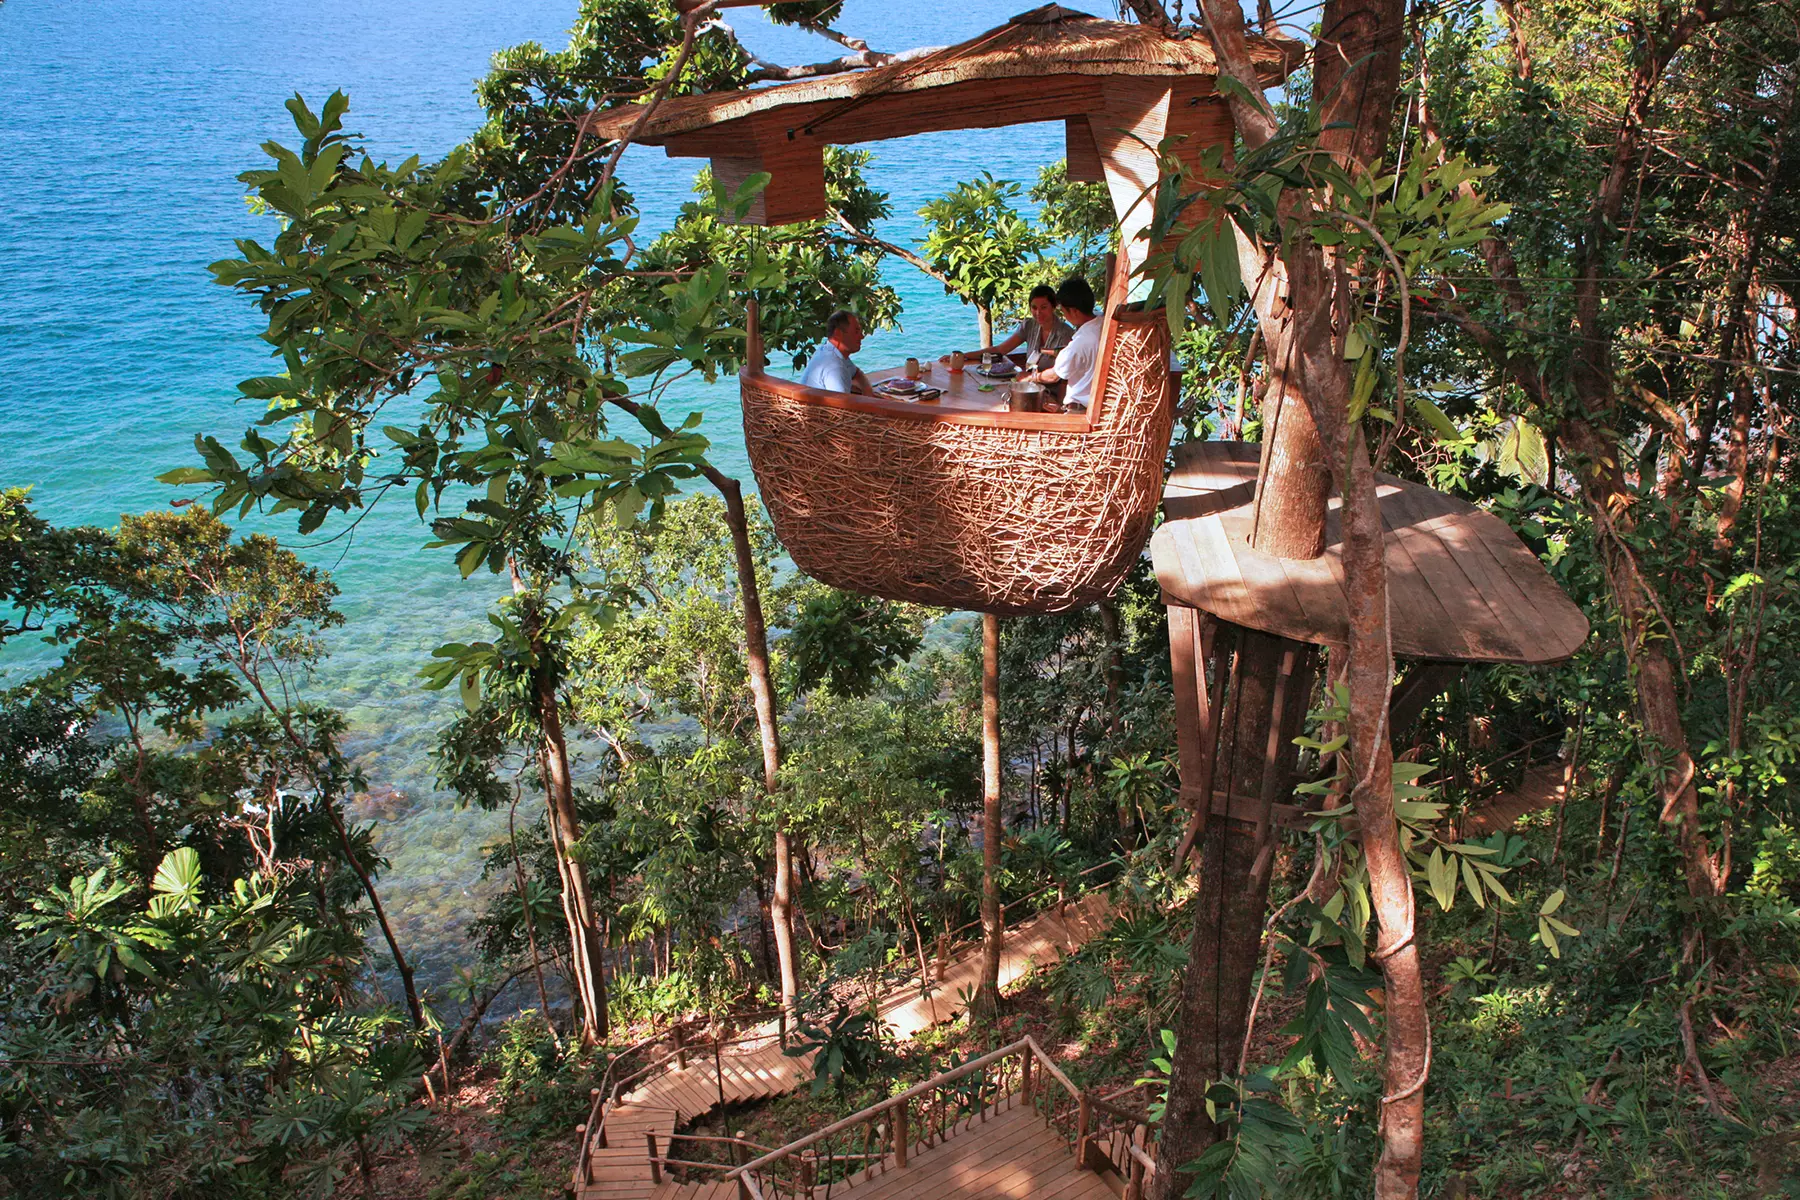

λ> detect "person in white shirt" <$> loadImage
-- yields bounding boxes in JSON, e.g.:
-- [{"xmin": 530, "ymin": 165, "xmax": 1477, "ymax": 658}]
[
  {"xmin": 1019, "ymin": 277, "xmax": 1101, "ymax": 410},
  {"xmin": 942, "ymin": 284, "xmax": 1072, "ymax": 369},
  {"xmin": 799, "ymin": 309, "xmax": 872, "ymax": 395}
]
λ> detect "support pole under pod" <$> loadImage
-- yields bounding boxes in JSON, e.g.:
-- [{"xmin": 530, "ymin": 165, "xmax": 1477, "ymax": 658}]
[
  {"xmin": 974, "ymin": 612, "xmax": 1004, "ymax": 1023},
  {"xmin": 745, "ymin": 296, "xmax": 765, "ymax": 373}
]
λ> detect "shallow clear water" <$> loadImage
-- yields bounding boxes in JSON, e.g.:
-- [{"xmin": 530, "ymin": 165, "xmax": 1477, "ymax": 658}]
[{"xmin": 0, "ymin": 0, "xmax": 1088, "ymax": 992}]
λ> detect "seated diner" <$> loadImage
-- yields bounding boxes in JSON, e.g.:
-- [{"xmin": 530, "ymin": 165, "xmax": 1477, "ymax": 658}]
[
  {"xmin": 800, "ymin": 309, "xmax": 873, "ymax": 395},
  {"xmin": 1017, "ymin": 277, "xmax": 1101, "ymax": 412},
  {"xmin": 941, "ymin": 284, "xmax": 1072, "ymax": 371}
]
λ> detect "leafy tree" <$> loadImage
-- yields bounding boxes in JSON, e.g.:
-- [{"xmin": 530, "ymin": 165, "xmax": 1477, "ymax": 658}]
[
  {"xmin": 3, "ymin": 849, "xmax": 425, "ymax": 1199},
  {"xmin": 919, "ymin": 173, "xmax": 1052, "ymax": 345}
]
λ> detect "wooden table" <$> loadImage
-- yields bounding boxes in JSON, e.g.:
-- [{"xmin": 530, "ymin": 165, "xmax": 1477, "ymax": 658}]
[{"xmin": 865, "ymin": 362, "xmax": 1049, "ymax": 415}]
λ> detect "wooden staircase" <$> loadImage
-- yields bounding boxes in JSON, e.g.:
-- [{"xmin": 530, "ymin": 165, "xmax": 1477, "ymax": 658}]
[
  {"xmin": 711, "ymin": 1037, "xmax": 1154, "ymax": 1200},
  {"xmin": 575, "ymin": 890, "xmax": 1116, "ymax": 1199}
]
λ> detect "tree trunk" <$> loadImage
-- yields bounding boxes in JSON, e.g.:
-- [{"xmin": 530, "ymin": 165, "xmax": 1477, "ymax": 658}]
[
  {"xmin": 509, "ymin": 798, "xmax": 558, "ymax": 1041},
  {"xmin": 712, "ymin": 472, "xmax": 803, "ymax": 1020},
  {"xmin": 977, "ymin": 305, "xmax": 994, "ymax": 350},
  {"xmin": 538, "ymin": 674, "xmax": 610, "ymax": 1044},
  {"xmin": 237, "ymin": 667, "xmax": 423, "ymax": 1031},
  {"xmin": 1164, "ymin": 2, "xmax": 1414, "ymax": 1193},
  {"xmin": 1561, "ymin": 421, "xmax": 1723, "ymax": 897},
  {"xmin": 1154, "ymin": 628, "xmax": 1317, "ymax": 1186},
  {"xmin": 1247, "ymin": 305, "xmax": 1331, "ymax": 560},
  {"xmin": 974, "ymin": 612, "xmax": 1004, "ymax": 1022},
  {"xmin": 324, "ymin": 801, "xmax": 424, "ymax": 1030}
]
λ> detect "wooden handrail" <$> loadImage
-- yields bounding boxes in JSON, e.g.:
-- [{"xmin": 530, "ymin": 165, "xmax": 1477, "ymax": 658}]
[
  {"xmin": 650, "ymin": 1155, "xmax": 741, "ymax": 1174},
  {"xmin": 1088, "ymin": 1092, "xmax": 1151, "ymax": 1123},
  {"xmin": 1025, "ymin": 1037, "xmax": 1081, "ymax": 1098},
  {"xmin": 727, "ymin": 1037, "xmax": 1035, "ymax": 1178},
  {"xmin": 578, "ymin": 1010, "xmax": 789, "ymax": 1183},
  {"xmin": 726, "ymin": 1034, "xmax": 1085, "ymax": 1187},
  {"xmin": 668, "ymin": 1132, "xmax": 777, "ymax": 1153},
  {"xmin": 938, "ymin": 860, "xmax": 1116, "ymax": 948}
]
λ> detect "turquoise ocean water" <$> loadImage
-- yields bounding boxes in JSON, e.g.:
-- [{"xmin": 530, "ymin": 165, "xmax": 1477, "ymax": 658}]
[{"xmin": 0, "ymin": 0, "xmax": 1086, "ymax": 993}]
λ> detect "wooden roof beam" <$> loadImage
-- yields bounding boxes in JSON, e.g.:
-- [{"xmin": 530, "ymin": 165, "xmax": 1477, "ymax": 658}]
[{"xmin": 657, "ymin": 75, "xmax": 1106, "ymax": 157}]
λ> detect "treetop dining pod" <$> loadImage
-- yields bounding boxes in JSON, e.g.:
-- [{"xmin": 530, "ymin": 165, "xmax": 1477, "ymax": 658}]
[
  {"xmin": 588, "ymin": 1, "xmax": 1588, "ymax": 1159},
  {"xmin": 583, "ymin": 4, "xmax": 1296, "ymax": 614}
]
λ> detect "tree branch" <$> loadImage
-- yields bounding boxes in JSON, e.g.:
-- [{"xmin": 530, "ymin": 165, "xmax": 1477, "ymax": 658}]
[{"xmin": 829, "ymin": 207, "xmax": 950, "ymax": 286}]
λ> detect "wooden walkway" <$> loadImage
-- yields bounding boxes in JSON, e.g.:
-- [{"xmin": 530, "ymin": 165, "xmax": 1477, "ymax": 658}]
[
  {"xmin": 833, "ymin": 1103, "xmax": 1116, "ymax": 1200},
  {"xmin": 577, "ymin": 893, "xmax": 1113, "ymax": 1199}
]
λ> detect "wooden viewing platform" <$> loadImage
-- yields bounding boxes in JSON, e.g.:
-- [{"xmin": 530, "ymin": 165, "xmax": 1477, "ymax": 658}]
[{"xmin": 1153, "ymin": 441, "xmax": 1589, "ymax": 664}]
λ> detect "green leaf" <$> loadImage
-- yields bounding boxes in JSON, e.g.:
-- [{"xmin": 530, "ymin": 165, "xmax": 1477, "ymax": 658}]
[
  {"xmin": 459, "ymin": 670, "xmax": 481, "ymax": 713},
  {"xmin": 1196, "ymin": 214, "xmax": 1242, "ymax": 328},
  {"xmin": 151, "ymin": 848, "xmax": 203, "ymax": 909},
  {"xmin": 1426, "ymin": 847, "xmax": 1456, "ymax": 910},
  {"xmin": 1411, "ymin": 393, "xmax": 1461, "ymax": 442},
  {"xmin": 157, "ymin": 467, "xmax": 217, "ymax": 485},
  {"xmin": 1494, "ymin": 419, "xmax": 1549, "ymax": 486},
  {"xmin": 1461, "ymin": 854, "xmax": 1486, "ymax": 909}
]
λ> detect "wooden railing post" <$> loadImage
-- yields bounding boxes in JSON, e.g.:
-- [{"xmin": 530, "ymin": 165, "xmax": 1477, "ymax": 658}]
[
  {"xmin": 935, "ymin": 932, "xmax": 948, "ymax": 980},
  {"xmin": 1075, "ymin": 1094, "xmax": 1092, "ymax": 1172},
  {"xmin": 798, "ymin": 1153, "xmax": 815, "ymax": 1200},
  {"xmin": 1020, "ymin": 1047, "xmax": 1033, "ymax": 1104},
  {"xmin": 715, "ymin": 1037, "xmax": 727, "ymax": 1109},
  {"xmin": 646, "ymin": 1132, "xmax": 662, "ymax": 1185},
  {"xmin": 1125, "ymin": 1125, "xmax": 1148, "ymax": 1200},
  {"xmin": 590, "ymin": 1088, "xmax": 605, "ymax": 1147},
  {"xmin": 734, "ymin": 1131, "xmax": 749, "ymax": 1167},
  {"xmin": 674, "ymin": 1025, "xmax": 688, "ymax": 1070},
  {"xmin": 893, "ymin": 1102, "xmax": 909, "ymax": 1168}
]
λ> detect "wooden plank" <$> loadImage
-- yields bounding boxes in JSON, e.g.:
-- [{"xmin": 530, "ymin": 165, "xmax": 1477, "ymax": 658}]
[
  {"xmin": 1410, "ymin": 505, "xmax": 1549, "ymax": 660},
  {"xmin": 1217, "ymin": 508, "xmax": 1314, "ymax": 635},
  {"xmin": 1166, "ymin": 439, "xmax": 1260, "ymax": 495},
  {"xmin": 1379, "ymin": 485, "xmax": 1493, "ymax": 660},
  {"xmin": 1155, "ymin": 442, "xmax": 1586, "ymax": 664},
  {"xmin": 1172, "ymin": 515, "xmax": 1258, "ymax": 627},
  {"xmin": 1166, "ymin": 605, "xmax": 1208, "ymax": 801},
  {"xmin": 848, "ymin": 1111, "xmax": 1059, "ymax": 1200},
  {"xmin": 744, "ymin": 363, "xmax": 1093, "ymax": 431},
  {"xmin": 1460, "ymin": 509, "xmax": 1589, "ymax": 662}
]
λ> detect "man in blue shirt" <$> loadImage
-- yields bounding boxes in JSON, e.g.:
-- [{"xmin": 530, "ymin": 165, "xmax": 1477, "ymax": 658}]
[{"xmin": 799, "ymin": 309, "xmax": 873, "ymax": 394}]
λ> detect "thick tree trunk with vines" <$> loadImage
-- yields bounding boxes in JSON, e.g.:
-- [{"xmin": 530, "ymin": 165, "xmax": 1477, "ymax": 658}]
[
  {"xmin": 1154, "ymin": 628, "xmax": 1317, "ymax": 1189},
  {"xmin": 1159, "ymin": 0, "xmax": 1416, "ymax": 1194},
  {"xmin": 974, "ymin": 613, "xmax": 1004, "ymax": 1022}
]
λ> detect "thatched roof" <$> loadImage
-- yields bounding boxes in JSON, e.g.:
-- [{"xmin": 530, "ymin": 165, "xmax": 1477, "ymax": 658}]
[{"xmin": 584, "ymin": 5, "xmax": 1297, "ymax": 145}]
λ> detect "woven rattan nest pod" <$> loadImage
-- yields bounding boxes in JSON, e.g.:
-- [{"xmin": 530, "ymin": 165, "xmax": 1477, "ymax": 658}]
[{"xmin": 741, "ymin": 287, "xmax": 1175, "ymax": 616}]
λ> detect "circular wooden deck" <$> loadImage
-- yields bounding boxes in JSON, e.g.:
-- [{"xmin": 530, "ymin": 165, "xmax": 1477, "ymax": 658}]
[{"xmin": 1151, "ymin": 442, "xmax": 1588, "ymax": 664}]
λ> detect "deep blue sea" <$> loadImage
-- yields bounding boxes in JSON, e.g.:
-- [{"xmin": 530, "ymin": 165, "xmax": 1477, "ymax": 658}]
[{"xmin": 0, "ymin": 0, "xmax": 1088, "ymax": 993}]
